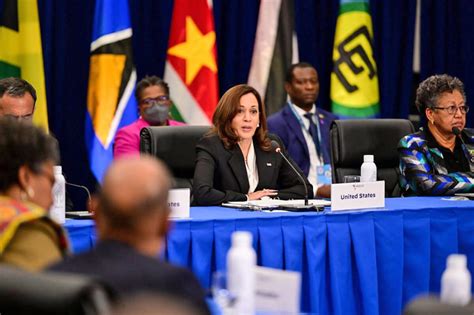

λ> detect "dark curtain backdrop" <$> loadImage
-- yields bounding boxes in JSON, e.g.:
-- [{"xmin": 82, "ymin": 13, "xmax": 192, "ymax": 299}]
[
  {"xmin": 420, "ymin": 0, "xmax": 474, "ymax": 127},
  {"xmin": 0, "ymin": 0, "xmax": 418, "ymax": 208}
]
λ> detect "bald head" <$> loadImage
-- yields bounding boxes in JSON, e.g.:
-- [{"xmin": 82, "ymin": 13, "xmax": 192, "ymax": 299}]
[{"xmin": 96, "ymin": 156, "xmax": 172, "ymax": 244}]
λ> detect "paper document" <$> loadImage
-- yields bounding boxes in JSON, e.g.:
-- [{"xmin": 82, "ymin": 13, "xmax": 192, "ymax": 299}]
[{"xmin": 222, "ymin": 199, "xmax": 330, "ymax": 210}]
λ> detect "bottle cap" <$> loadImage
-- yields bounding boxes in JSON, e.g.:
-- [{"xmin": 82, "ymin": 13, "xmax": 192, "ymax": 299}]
[
  {"xmin": 447, "ymin": 254, "xmax": 467, "ymax": 269},
  {"xmin": 232, "ymin": 231, "xmax": 252, "ymax": 247},
  {"xmin": 53, "ymin": 165, "xmax": 62, "ymax": 174},
  {"xmin": 363, "ymin": 155, "xmax": 374, "ymax": 163}
]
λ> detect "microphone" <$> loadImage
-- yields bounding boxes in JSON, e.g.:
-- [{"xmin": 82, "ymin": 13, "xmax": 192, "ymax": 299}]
[
  {"xmin": 66, "ymin": 182, "xmax": 92, "ymax": 211},
  {"xmin": 453, "ymin": 127, "xmax": 473, "ymax": 163},
  {"xmin": 271, "ymin": 140, "xmax": 317, "ymax": 209},
  {"xmin": 452, "ymin": 127, "xmax": 461, "ymax": 137}
]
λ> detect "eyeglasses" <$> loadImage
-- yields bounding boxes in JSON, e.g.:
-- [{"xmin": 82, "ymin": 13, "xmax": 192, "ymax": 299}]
[
  {"xmin": 140, "ymin": 95, "xmax": 171, "ymax": 107},
  {"xmin": 432, "ymin": 105, "xmax": 470, "ymax": 115}
]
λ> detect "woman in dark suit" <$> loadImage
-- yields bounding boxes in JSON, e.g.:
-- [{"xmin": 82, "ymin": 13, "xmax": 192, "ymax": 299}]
[{"xmin": 193, "ymin": 84, "xmax": 313, "ymax": 206}]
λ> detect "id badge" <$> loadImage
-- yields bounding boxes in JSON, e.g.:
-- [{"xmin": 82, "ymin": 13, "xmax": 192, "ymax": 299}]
[{"xmin": 317, "ymin": 164, "xmax": 332, "ymax": 185}]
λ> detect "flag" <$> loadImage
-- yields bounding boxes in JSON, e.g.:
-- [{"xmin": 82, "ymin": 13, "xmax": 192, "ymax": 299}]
[
  {"xmin": 85, "ymin": 0, "xmax": 138, "ymax": 182},
  {"xmin": 0, "ymin": 0, "xmax": 48, "ymax": 130},
  {"xmin": 247, "ymin": 0, "xmax": 298, "ymax": 115},
  {"xmin": 164, "ymin": 0, "xmax": 218, "ymax": 125},
  {"xmin": 330, "ymin": 0, "xmax": 379, "ymax": 118}
]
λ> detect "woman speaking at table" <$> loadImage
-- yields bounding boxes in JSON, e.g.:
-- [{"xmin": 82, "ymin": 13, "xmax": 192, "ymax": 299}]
[
  {"xmin": 193, "ymin": 84, "xmax": 312, "ymax": 206},
  {"xmin": 399, "ymin": 74, "xmax": 474, "ymax": 195}
]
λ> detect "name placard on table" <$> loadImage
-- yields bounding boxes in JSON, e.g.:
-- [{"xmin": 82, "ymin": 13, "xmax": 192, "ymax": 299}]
[
  {"xmin": 168, "ymin": 188, "xmax": 190, "ymax": 218},
  {"xmin": 331, "ymin": 181, "xmax": 385, "ymax": 211}
]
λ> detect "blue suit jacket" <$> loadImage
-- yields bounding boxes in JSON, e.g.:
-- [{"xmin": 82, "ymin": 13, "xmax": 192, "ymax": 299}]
[{"xmin": 267, "ymin": 103, "xmax": 338, "ymax": 176}]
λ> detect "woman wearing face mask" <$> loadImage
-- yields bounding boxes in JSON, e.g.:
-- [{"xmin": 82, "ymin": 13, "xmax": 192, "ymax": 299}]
[
  {"xmin": 114, "ymin": 76, "xmax": 185, "ymax": 158},
  {"xmin": 399, "ymin": 74, "xmax": 474, "ymax": 195},
  {"xmin": 193, "ymin": 84, "xmax": 312, "ymax": 206}
]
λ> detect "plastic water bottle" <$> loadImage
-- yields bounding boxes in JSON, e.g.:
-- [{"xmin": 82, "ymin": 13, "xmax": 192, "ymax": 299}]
[
  {"xmin": 50, "ymin": 165, "xmax": 66, "ymax": 224},
  {"xmin": 441, "ymin": 254, "xmax": 471, "ymax": 306},
  {"xmin": 227, "ymin": 231, "xmax": 256, "ymax": 315},
  {"xmin": 360, "ymin": 155, "xmax": 377, "ymax": 182}
]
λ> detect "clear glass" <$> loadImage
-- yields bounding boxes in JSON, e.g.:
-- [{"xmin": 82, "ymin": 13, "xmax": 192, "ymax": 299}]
[
  {"xmin": 344, "ymin": 175, "xmax": 361, "ymax": 183},
  {"xmin": 212, "ymin": 271, "xmax": 235, "ymax": 314}
]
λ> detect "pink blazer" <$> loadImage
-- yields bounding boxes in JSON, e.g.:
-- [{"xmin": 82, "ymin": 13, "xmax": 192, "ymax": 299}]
[{"xmin": 113, "ymin": 117, "xmax": 185, "ymax": 158}]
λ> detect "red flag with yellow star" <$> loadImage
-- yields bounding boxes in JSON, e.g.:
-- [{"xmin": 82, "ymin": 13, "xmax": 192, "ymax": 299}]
[{"xmin": 164, "ymin": 0, "xmax": 218, "ymax": 125}]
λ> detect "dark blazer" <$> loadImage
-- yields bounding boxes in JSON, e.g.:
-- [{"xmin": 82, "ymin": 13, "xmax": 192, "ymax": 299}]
[
  {"xmin": 192, "ymin": 133, "xmax": 313, "ymax": 206},
  {"xmin": 267, "ymin": 103, "xmax": 337, "ymax": 176},
  {"xmin": 48, "ymin": 240, "xmax": 210, "ymax": 315}
]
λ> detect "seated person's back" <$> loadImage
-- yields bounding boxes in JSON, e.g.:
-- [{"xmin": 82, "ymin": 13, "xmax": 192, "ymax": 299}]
[{"xmin": 49, "ymin": 156, "xmax": 209, "ymax": 315}]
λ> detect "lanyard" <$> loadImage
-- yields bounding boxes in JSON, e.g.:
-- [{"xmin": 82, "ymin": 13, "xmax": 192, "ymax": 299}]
[{"xmin": 288, "ymin": 102, "xmax": 324, "ymax": 162}]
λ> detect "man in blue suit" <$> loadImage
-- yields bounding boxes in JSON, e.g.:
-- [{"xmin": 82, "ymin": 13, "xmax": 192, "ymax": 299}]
[{"xmin": 267, "ymin": 63, "xmax": 337, "ymax": 198}]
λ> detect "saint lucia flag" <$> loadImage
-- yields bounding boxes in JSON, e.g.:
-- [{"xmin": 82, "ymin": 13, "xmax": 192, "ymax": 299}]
[
  {"xmin": 85, "ymin": 0, "xmax": 137, "ymax": 182},
  {"xmin": 164, "ymin": 0, "xmax": 218, "ymax": 125},
  {"xmin": 330, "ymin": 0, "xmax": 379, "ymax": 118},
  {"xmin": 0, "ymin": 0, "xmax": 48, "ymax": 130}
]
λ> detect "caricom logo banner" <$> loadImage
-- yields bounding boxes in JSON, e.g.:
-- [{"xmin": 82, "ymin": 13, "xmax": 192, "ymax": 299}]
[{"xmin": 331, "ymin": 1, "xmax": 379, "ymax": 118}]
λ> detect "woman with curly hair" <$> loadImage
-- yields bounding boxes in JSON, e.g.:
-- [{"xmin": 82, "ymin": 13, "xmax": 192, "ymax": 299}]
[
  {"xmin": 0, "ymin": 118, "xmax": 68, "ymax": 270},
  {"xmin": 398, "ymin": 74, "xmax": 474, "ymax": 196}
]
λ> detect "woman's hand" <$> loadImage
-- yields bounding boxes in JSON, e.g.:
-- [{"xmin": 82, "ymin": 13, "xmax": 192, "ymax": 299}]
[{"xmin": 247, "ymin": 189, "xmax": 278, "ymax": 200}]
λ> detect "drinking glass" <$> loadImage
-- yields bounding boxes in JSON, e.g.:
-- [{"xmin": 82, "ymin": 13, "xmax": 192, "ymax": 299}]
[{"xmin": 344, "ymin": 175, "xmax": 361, "ymax": 183}]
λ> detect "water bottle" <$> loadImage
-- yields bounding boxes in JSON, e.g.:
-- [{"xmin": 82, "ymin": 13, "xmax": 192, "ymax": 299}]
[
  {"xmin": 50, "ymin": 165, "xmax": 66, "ymax": 224},
  {"xmin": 360, "ymin": 154, "xmax": 377, "ymax": 182},
  {"xmin": 441, "ymin": 254, "xmax": 471, "ymax": 306},
  {"xmin": 227, "ymin": 231, "xmax": 256, "ymax": 315}
]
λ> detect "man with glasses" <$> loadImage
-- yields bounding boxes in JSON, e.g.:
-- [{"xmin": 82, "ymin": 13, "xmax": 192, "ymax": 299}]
[
  {"xmin": 0, "ymin": 77, "xmax": 36, "ymax": 122},
  {"xmin": 113, "ymin": 76, "xmax": 184, "ymax": 158},
  {"xmin": 398, "ymin": 74, "xmax": 474, "ymax": 196}
]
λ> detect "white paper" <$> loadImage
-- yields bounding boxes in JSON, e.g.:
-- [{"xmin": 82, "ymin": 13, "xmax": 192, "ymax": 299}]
[{"xmin": 255, "ymin": 266, "xmax": 301, "ymax": 314}]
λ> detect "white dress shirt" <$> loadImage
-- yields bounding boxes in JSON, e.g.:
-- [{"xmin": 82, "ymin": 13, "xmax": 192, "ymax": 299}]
[{"xmin": 289, "ymin": 103, "xmax": 323, "ymax": 191}]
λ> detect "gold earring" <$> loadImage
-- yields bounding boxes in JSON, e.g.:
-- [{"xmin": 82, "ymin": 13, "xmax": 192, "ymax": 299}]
[{"xmin": 430, "ymin": 119, "xmax": 435, "ymax": 125}]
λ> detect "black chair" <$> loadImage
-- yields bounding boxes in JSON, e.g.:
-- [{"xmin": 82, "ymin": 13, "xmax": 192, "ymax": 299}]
[
  {"xmin": 0, "ymin": 266, "xmax": 113, "ymax": 315},
  {"xmin": 140, "ymin": 125, "xmax": 211, "ymax": 189},
  {"xmin": 330, "ymin": 119, "xmax": 415, "ymax": 197}
]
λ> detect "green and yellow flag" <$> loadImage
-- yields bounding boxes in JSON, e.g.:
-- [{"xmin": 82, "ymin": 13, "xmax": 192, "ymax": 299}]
[
  {"xmin": 0, "ymin": 0, "xmax": 48, "ymax": 130},
  {"xmin": 331, "ymin": 0, "xmax": 379, "ymax": 118}
]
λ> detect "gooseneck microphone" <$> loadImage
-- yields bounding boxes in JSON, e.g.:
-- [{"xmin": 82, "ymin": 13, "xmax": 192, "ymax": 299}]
[
  {"xmin": 453, "ymin": 127, "xmax": 473, "ymax": 163},
  {"xmin": 271, "ymin": 140, "xmax": 312, "ymax": 207}
]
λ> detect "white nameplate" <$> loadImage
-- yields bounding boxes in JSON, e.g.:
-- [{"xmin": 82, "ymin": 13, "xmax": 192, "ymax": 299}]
[
  {"xmin": 255, "ymin": 266, "xmax": 301, "ymax": 314},
  {"xmin": 168, "ymin": 188, "xmax": 190, "ymax": 218},
  {"xmin": 331, "ymin": 181, "xmax": 385, "ymax": 211}
]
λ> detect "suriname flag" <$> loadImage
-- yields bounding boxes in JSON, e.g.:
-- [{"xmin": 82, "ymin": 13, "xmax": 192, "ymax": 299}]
[{"xmin": 331, "ymin": 0, "xmax": 379, "ymax": 118}]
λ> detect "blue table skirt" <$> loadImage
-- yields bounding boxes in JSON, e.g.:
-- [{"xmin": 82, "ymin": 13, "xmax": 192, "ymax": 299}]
[{"xmin": 65, "ymin": 197, "xmax": 474, "ymax": 315}]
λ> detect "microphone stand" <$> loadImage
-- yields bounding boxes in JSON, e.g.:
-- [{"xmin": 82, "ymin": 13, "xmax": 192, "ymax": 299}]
[{"xmin": 272, "ymin": 140, "xmax": 321, "ymax": 211}]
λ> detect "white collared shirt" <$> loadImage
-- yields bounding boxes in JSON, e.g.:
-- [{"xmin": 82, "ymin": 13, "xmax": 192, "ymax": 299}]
[
  {"xmin": 289, "ymin": 103, "xmax": 322, "ymax": 191},
  {"xmin": 244, "ymin": 140, "xmax": 259, "ymax": 193}
]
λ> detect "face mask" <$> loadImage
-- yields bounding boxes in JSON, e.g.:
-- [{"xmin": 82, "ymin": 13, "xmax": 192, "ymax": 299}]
[{"xmin": 142, "ymin": 104, "xmax": 169, "ymax": 125}]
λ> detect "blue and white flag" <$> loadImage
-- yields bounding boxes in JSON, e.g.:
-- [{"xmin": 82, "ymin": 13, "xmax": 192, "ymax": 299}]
[{"xmin": 85, "ymin": 0, "xmax": 137, "ymax": 182}]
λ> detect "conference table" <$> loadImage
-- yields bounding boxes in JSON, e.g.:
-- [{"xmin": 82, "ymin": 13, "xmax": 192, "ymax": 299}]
[{"xmin": 65, "ymin": 197, "xmax": 474, "ymax": 315}]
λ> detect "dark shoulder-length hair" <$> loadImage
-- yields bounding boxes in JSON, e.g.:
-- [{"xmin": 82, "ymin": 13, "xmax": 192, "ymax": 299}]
[{"xmin": 211, "ymin": 84, "xmax": 272, "ymax": 151}]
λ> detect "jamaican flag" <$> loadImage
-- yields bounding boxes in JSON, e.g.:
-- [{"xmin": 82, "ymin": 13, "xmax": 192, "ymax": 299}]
[
  {"xmin": 331, "ymin": 0, "xmax": 379, "ymax": 118},
  {"xmin": 0, "ymin": 0, "xmax": 48, "ymax": 130}
]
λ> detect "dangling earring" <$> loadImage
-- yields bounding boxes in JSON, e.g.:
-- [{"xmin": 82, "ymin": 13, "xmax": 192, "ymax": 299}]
[
  {"xmin": 257, "ymin": 123, "xmax": 260, "ymax": 127},
  {"xmin": 430, "ymin": 119, "xmax": 435, "ymax": 125},
  {"xmin": 26, "ymin": 187, "xmax": 35, "ymax": 199}
]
